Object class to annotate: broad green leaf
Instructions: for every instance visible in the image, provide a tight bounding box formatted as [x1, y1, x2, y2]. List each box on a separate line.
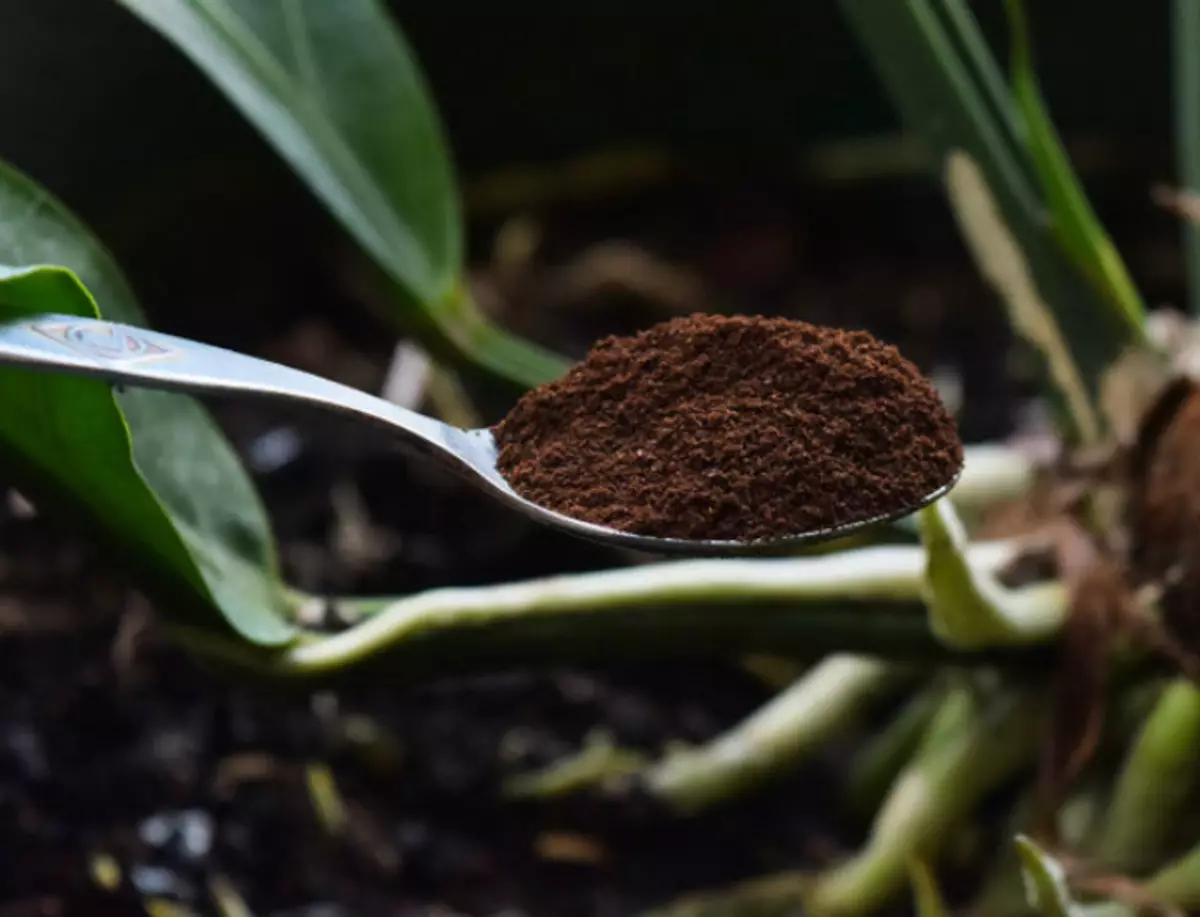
[0, 160, 295, 646]
[917, 499, 1065, 649]
[837, 0, 1145, 443]
[1004, 0, 1146, 333]
[1014, 835, 1085, 917]
[112, 0, 569, 389]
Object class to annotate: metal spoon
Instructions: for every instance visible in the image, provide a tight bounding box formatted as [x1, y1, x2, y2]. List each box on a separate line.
[0, 314, 962, 555]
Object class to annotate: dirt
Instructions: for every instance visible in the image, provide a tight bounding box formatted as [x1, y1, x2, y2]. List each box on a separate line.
[494, 313, 962, 541]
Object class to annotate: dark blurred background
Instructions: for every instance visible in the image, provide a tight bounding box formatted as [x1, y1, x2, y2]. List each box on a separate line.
[0, 0, 1178, 447]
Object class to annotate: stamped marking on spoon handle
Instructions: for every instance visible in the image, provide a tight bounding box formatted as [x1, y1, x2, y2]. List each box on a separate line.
[31, 319, 183, 366]
[0, 314, 464, 461]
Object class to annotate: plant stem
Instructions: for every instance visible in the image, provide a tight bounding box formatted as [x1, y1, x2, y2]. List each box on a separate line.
[645, 656, 912, 813]
[1096, 678, 1200, 872]
[919, 501, 1066, 648]
[844, 681, 945, 820]
[808, 683, 1045, 917]
[174, 538, 1052, 682]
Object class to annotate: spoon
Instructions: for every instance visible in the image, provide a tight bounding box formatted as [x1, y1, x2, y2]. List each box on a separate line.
[0, 314, 962, 556]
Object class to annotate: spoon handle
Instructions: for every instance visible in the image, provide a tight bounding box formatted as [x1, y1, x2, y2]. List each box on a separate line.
[0, 313, 459, 451]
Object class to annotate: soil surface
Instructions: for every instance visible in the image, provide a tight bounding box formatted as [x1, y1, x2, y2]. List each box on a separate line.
[0, 155, 1184, 916]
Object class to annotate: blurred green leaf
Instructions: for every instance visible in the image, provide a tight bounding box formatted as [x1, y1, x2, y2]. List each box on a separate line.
[837, 0, 1145, 443]
[1004, 0, 1146, 332]
[0, 160, 295, 646]
[944, 149, 1101, 442]
[113, 0, 569, 388]
[1014, 835, 1085, 917]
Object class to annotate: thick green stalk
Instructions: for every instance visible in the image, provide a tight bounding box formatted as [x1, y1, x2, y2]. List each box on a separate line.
[172, 539, 1049, 682]
[809, 684, 1045, 917]
[1096, 679, 1200, 872]
[646, 656, 912, 813]
[919, 501, 1066, 648]
[844, 681, 945, 819]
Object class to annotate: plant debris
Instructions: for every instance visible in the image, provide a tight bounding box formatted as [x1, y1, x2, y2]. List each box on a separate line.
[493, 313, 964, 541]
[1128, 378, 1200, 652]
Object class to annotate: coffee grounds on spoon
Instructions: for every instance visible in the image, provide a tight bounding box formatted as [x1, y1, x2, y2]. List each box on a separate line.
[493, 313, 963, 542]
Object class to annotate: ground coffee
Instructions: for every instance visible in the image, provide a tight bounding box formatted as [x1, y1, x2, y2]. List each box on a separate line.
[493, 313, 963, 542]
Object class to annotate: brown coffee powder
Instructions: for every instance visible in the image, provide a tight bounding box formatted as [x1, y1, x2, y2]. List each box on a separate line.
[493, 313, 963, 542]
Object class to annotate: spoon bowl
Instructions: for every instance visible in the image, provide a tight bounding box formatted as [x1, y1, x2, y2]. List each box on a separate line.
[0, 315, 962, 556]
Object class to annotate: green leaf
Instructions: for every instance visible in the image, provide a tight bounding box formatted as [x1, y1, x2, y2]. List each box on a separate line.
[917, 498, 1065, 649]
[0, 160, 295, 646]
[112, 0, 569, 388]
[1003, 0, 1146, 333]
[837, 0, 1146, 443]
[944, 149, 1100, 442]
[1014, 835, 1085, 917]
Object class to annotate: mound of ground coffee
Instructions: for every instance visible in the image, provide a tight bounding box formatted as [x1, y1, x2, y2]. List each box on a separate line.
[493, 313, 963, 542]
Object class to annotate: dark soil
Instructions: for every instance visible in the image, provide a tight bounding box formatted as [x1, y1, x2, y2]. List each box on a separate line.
[494, 313, 962, 541]
[0, 155, 1184, 915]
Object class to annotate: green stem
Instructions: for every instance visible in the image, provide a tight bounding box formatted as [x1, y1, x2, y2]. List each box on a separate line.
[1096, 679, 1200, 872]
[174, 539, 1051, 682]
[844, 681, 945, 820]
[646, 656, 913, 813]
[809, 683, 1045, 917]
[919, 501, 1066, 648]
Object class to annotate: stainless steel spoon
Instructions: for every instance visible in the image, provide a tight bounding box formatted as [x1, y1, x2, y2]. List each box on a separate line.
[0, 314, 962, 555]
